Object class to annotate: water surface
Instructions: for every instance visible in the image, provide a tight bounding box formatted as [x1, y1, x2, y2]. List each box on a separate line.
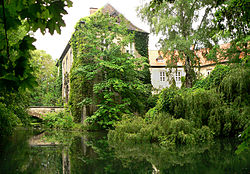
[0, 128, 249, 174]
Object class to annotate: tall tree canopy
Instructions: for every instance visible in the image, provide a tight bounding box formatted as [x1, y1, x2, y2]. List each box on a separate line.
[138, 0, 219, 87]
[0, 0, 72, 135]
[29, 50, 62, 106]
[214, 0, 249, 41]
[0, 0, 72, 91]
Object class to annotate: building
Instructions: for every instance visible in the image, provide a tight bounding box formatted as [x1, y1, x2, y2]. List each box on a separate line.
[57, 3, 149, 103]
[149, 43, 231, 91]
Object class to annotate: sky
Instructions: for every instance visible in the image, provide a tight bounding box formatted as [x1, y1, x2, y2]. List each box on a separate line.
[34, 0, 160, 60]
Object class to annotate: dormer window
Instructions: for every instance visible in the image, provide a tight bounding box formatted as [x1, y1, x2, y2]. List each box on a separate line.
[207, 69, 212, 76]
[156, 55, 164, 62]
[156, 50, 164, 62]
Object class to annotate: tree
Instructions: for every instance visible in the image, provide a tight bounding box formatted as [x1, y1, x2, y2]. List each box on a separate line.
[29, 50, 62, 106]
[0, 0, 72, 135]
[214, 0, 249, 41]
[211, 0, 249, 65]
[0, 0, 72, 91]
[138, 0, 218, 87]
[70, 11, 150, 128]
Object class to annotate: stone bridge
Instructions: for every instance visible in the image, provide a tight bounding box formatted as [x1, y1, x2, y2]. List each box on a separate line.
[28, 106, 64, 119]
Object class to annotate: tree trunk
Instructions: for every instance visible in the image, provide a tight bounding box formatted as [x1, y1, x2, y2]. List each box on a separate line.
[81, 105, 86, 124]
[185, 56, 193, 88]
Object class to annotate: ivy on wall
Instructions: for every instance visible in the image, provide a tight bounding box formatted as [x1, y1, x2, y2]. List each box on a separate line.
[68, 11, 151, 128]
[134, 31, 151, 84]
[134, 31, 149, 58]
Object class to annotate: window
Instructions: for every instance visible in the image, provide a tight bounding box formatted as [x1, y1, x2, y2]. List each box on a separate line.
[160, 71, 166, 81]
[66, 56, 68, 70]
[175, 71, 181, 82]
[125, 42, 134, 56]
[70, 49, 73, 67]
[156, 55, 164, 62]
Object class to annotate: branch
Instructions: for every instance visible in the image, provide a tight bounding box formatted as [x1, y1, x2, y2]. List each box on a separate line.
[190, 0, 198, 12]
[193, 5, 213, 50]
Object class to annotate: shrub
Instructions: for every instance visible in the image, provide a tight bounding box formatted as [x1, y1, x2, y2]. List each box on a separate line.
[220, 64, 250, 104]
[43, 111, 75, 129]
[109, 64, 250, 146]
[193, 65, 230, 90]
[108, 114, 213, 147]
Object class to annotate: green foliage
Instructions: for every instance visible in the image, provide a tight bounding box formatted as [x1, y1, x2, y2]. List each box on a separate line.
[110, 63, 250, 146]
[0, 0, 72, 91]
[0, 0, 72, 135]
[145, 93, 159, 111]
[69, 11, 151, 128]
[220, 64, 250, 104]
[0, 90, 30, 135]
[134, 31, 151, 84]
[193, 65, 230, 89]
[138, 0, 218, 87]
[236, 125, 250, 154]
[43, 111, 74, 129]
[214, 0, 249, 40]
[108, 113, 213, 147]
[134, 31, 149, 58]
[29, 50, 62, 106]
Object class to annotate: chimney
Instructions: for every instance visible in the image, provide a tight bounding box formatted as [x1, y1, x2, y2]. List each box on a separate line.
[90, 7, 98, 15]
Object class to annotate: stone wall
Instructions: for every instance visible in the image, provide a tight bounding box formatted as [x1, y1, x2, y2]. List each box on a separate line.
[28, 106, 64, 119]
[62, 47, 73, 102]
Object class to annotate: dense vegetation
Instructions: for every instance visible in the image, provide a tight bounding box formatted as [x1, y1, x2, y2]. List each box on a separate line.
[109, 61, 250, 147]
[0, 0, 72, 135]
[0, 0, 249, 158]
[29, 50, 62, 106]
[138, 0, 249, 88]
[107, 0, 249, 150]
[69, 10, 151, 129]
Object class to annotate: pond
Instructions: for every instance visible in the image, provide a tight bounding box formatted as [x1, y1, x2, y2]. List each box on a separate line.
[0, 128, 249, 174]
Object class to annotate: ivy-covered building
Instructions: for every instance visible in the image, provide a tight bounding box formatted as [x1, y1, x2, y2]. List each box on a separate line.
[57, 3, 149, 103]
[57, 3, 150, 124]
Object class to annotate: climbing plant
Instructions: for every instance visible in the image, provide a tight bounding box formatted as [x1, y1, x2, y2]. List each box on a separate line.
[69, 11, 150, 128]
[134, 31, 151, 84]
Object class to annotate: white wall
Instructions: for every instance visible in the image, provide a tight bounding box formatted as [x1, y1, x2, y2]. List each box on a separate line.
[150, 67, 186, 91]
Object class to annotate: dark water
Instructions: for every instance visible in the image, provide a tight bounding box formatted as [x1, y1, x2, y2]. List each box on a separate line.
[0, 128, 249, 174]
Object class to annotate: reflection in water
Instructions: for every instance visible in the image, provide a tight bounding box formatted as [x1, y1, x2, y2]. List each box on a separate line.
[62, 148, 70, 174]
[0, 128, 249, 174]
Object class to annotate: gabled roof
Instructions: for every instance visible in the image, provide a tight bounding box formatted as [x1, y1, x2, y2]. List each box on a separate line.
[57, 3, 148, 66]
[101, 3, 148, 33]
[148, 43, 236, 68]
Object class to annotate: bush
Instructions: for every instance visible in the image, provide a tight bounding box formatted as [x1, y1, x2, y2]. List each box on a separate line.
[220, 64, 250, 104]
[193, 65, 230, 90]
[108, 113, 213, 147]
[0, 91, 30, 136]
[43, 111, 75, 129]
[109, 64, 250, 146]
